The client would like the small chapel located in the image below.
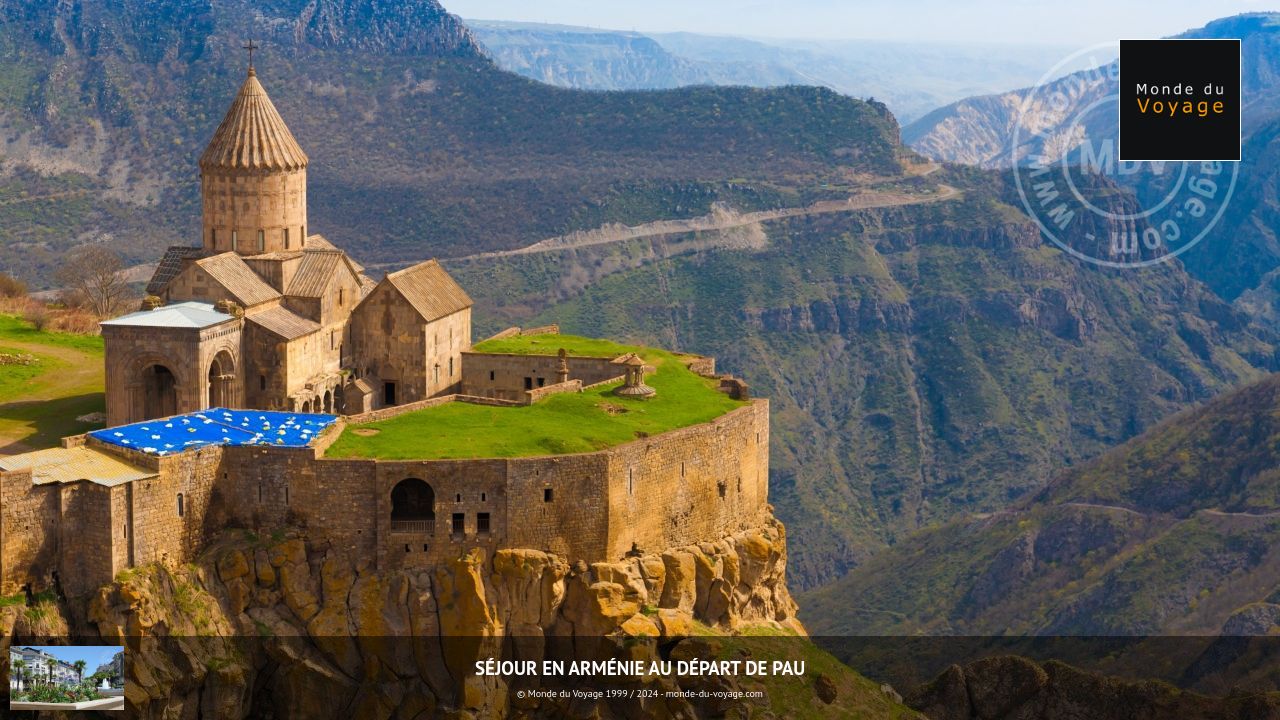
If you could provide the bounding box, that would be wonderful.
[102,62,472,426]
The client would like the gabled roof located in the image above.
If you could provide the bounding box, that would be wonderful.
[101,301,233,329]
[382,260,473,322]
[304,234,337,251]
[199,69,309,172]
[194,253,281,307]
[246,305,320,340]
[286,250,344,298]
[146,246,208,296]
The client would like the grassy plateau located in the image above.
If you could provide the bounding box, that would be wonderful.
[325,335,743,460]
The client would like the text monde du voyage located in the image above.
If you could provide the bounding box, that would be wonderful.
[1134,82,1229,118]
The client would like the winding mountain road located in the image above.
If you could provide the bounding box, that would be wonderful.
[453,183,961,262]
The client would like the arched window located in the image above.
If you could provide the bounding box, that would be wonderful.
[390,478,435,534]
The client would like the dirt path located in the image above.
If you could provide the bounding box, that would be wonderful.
[449,184,960,263]
[0,339,101,400]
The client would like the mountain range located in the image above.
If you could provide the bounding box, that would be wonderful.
[802,366,1280,640]
[468,19,1083,125]
[6,0,1280,651]
[0,0,899,289]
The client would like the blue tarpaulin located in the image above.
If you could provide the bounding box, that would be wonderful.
[89,408,338,456]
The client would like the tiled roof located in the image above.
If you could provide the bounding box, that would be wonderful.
[101,301,234,329]
[383,260,473,322]
[195,253,281,307]
[304,234,337,251]
[146,246,207,296]
[286,250,343,298]
[0,446,157,487]
[199,69,308,172]
[247,305,320,340]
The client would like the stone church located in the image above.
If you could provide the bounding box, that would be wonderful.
[102,65,472,426]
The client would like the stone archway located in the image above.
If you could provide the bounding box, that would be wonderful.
[140,364,178,420]
[390,478,435,533]
[333,384,346,415]
[208,350,236,409]
[322,389,333,414]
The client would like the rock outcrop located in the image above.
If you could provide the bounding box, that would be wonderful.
[83,520,801,718]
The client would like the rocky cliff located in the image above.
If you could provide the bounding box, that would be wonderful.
[66,519,909,719]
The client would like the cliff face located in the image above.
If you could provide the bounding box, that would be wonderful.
[83,520,805,718]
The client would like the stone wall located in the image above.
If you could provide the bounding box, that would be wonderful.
[459,352,625,401]
[0,470,57,595]
[2,397,769,599]
[603,402,769,559]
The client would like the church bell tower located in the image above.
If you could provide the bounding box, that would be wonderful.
[199,53,309,257]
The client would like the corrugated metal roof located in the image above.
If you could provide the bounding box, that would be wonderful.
[286,250,342,298]
[247,305,320,340]
[196,253,281,307]
[101,301,234,329]
[384,260,473,322]
[146,246,207,296]
[199,69,308,172]
[0,446,156,487]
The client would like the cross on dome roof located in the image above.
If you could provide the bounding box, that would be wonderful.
[199,58,308,173]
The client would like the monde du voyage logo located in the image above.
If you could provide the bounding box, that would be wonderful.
[1013,39,1241,268]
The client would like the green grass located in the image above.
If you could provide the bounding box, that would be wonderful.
[0,313,105,450]
[473,334,641,358]
[326,335,743,460]
[0,315,104,353]
[0,345,47,402]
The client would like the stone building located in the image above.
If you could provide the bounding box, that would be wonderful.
[102,65,472,426]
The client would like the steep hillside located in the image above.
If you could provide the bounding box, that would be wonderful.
[803,369,1280,637]
[904,13,1280,167]
[447,171,1279,591]
[0,0,901,287]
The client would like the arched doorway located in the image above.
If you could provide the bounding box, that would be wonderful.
[390,478,435,534]
[322,389,333,414]
[301,399,312,413]
[141,364,177,419]
[333,384,346,415]
[208,351,235,408]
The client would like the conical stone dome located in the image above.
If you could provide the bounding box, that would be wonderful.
[199,69,308,172]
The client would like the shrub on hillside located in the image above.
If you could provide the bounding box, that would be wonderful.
[0,272,26,298]
[23,303,49,331]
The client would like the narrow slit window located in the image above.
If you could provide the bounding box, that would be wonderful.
[177,493,184,517]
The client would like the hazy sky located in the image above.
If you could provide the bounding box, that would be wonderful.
[441,1,1275,46]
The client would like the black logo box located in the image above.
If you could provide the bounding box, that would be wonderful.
[1118,38,1240,162]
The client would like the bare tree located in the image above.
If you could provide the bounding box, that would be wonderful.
[55,245,130,318]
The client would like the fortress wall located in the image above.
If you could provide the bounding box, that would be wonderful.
[603,401,770,560]
[219,446,329,529]
[58,482,116,596]
[307,459,379,558]
[128,447,223,567]
[374,460,508,569]
[460,353,625,401]
[0,470,57,595]
[505,454,611,560]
